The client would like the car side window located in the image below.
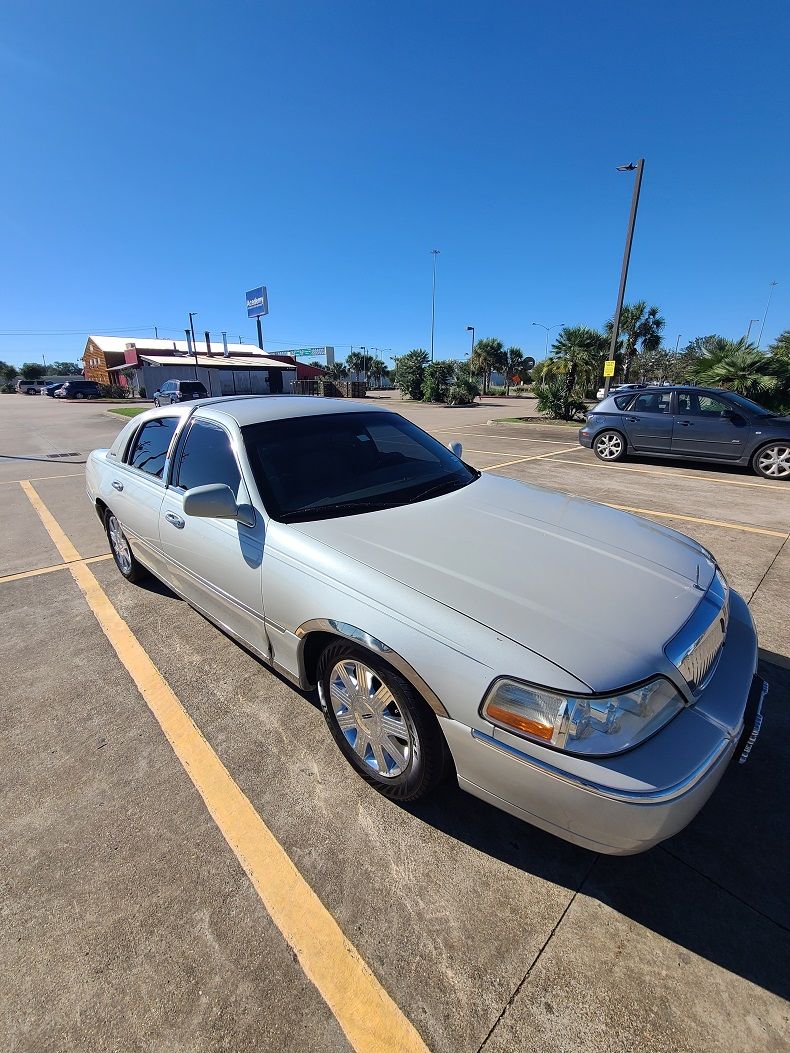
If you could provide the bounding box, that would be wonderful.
[677,393,730,417]
[631,392,672,414]
[127,417,179,479]
[613,394,633,409]
[173,420,241,495]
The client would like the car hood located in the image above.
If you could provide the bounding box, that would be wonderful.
[290,474,715,692]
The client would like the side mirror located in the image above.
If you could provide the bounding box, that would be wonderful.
[721,409,737,420]
[182,483,255,527]
[448,441,463,458]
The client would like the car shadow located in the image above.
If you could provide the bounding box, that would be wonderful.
[404,653,790,1002]
[620,451,767,480]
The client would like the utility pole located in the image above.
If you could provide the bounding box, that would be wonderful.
[757,281,778,348]
[674,334,682,353]
[605,158,645,397]
[154,324,158,339]
[188,312,198,357]
[430,249,440,362]
[185,328,198,381]
[744,319,760,344]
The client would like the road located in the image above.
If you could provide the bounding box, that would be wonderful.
[1,394,789,1053]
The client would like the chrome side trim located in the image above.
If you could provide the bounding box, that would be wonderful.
[293,618,449,718]
[470,728,733,805]
[165,554,266,622]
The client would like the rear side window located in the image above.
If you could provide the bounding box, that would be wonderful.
[173,419,241,495]
[613,394,633,409]
[127,417,178,478]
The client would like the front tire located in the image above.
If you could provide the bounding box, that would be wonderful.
[153,397,160,408]
[753,442,790,480]
[105,510,146,583]
[317,642,449,802]
[593,430,626,462]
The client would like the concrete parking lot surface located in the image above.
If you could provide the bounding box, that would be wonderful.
[2,395,789,1053]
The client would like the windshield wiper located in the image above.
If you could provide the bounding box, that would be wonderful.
[281,499,391,521]
[410,474,477,503]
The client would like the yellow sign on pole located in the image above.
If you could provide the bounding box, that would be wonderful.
[603,359,616,377]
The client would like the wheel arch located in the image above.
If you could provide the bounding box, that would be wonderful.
[295,619,449,718]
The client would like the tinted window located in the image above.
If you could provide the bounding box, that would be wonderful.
[243,410,478,522]
[677,393,731,417]
[180,382,207,395]
[174,420,241,494]
[613,394,634,409]
[631,392,672,414]
[127,417,178,478]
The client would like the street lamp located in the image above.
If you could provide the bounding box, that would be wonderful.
[744,319,760,344]
[188,312,198,353]
[674,334,682,353]
[757,281,778,348]
[466,325,475,360]
[605,158,645,397]
[531,322,564,358]
[430,249,440,361]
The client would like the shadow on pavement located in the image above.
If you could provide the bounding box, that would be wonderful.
[405,654,790,1002]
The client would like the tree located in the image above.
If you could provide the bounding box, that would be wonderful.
[768,330,790,362]
[345,351,366,381]
[20,362,47,380]
[631,345,674,383]
[0,360,16,384]
[469,337,505,395]
[503,346,528,394]
[605,301,665,382]
[367,358,390,387]
[48,361,82,376]
[690,339,787,400]
[393,349,429,400]
[421,360,456,403]
[543,326,608,417]
[325,361,349,380]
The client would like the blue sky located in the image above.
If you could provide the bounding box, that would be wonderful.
[1,0,788,368]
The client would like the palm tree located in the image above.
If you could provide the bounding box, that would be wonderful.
[345,351,366,381]
[768,330,790,362]
[469,337,505,395]
[325,361,349,381]
[543,326,607,419]
[690,339,787,399]
[605,301,665,382]
[503,346,527,395]
[367,357,389,388]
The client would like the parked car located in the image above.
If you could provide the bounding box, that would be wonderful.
[54,379,101,400]
[580,385,790,479]
[15,378,49,394]
[87,396,765,854]
[595,382,647,401]
[43,382,65,396]
[153,380,208,406]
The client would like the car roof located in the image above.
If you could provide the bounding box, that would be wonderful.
[137,395,393,429]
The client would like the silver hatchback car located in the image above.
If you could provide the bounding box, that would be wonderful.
[86,396,765,854]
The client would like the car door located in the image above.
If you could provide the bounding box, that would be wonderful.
[621,390,674,452]
[672,391,746,460]
[158,416,268,657]
[106,415,179,577]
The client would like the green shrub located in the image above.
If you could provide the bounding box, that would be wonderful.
[393,349,429,400]
[421,360,456,403]
[534,380,586,420]
[98,383,128,399]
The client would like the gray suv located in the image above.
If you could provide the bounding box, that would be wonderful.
[579,386,790,479]
[153,380,208,406]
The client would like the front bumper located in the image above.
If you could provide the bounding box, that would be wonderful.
[441,589,762,855]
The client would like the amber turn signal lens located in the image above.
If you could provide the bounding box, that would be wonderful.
[485,702,554,741]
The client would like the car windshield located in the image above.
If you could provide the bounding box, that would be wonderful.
[243,410,479,522]
[722,391,772,417]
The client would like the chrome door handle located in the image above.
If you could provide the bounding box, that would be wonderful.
[165,512,185,529]
[677,420,691,426]
[111,480,124,491]
[625,416,640,422]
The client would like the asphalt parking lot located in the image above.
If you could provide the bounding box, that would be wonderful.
[2,395,789,1053]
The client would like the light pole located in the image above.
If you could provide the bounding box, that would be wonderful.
[757,281,778,348]
[430,249,440,361]
[531,321,564,359]
[744,319,760,344]
[188,312,198,354]
[605,158,645,397]
[359,346,367,383]
[674,334,682,353]
[466,325,475,358]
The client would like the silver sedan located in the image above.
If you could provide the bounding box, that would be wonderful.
[86,396,765,854]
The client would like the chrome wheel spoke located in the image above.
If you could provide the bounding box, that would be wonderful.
[329,659,414,779]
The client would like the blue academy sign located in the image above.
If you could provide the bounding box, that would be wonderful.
[246,286,269,318]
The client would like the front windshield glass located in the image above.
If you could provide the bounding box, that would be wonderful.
[723,391,772,416]
[243,410,479,522]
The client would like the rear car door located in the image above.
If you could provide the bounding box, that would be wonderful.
[107,416,179,576]
[621,390,674,452]
[158,417,267,657]
[672,392,746,460]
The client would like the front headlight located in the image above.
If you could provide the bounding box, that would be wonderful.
[480,676,684,757]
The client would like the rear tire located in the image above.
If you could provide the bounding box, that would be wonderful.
[752,442,790,480]
[74,392,84,400]
[317,642,449,802]
[593,430,626,462]
[105,510,146,583]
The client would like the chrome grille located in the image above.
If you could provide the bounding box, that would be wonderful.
[665,569,729,695]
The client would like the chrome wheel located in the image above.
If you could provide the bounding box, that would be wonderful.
[108,514,132,575]
[328,660,413,777]
[595,432,624,460]
[756,444,790,479]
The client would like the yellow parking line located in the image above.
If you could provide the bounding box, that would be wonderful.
[433,427,576,445]
[0,553,111,585]
[483,448,576,470]
[546,457,786,492]
[605,503,788,538]
[0,471,84,485]
[19,480,430,1053]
